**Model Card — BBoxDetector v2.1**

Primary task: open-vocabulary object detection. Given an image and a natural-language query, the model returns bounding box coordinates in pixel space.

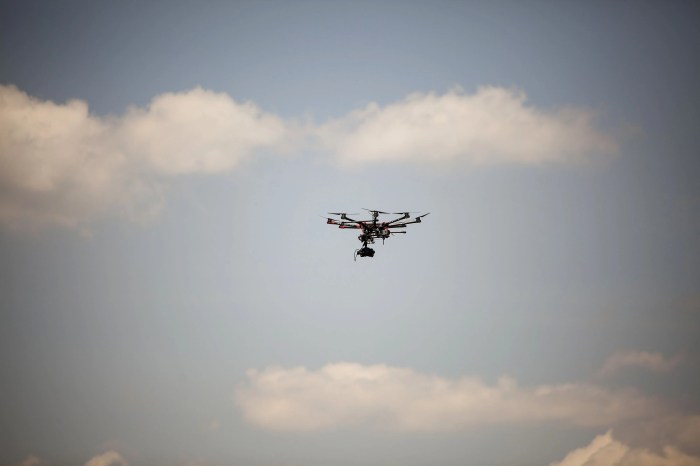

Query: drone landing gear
[354,244,375,261]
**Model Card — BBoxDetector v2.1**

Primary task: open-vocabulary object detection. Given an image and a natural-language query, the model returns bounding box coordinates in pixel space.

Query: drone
[324,208,430,260]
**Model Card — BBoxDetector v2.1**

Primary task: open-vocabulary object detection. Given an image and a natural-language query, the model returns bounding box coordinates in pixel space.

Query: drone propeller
[362,208,390,214]
[412,212,430,223]
[392,211,420,215]
[328,212,360,216]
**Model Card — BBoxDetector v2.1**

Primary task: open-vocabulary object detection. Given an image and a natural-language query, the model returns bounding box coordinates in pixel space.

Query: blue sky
[1,2,699,466]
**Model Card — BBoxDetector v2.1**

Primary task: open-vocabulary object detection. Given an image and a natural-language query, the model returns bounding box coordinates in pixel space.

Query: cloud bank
[317,87,619,167]
[1,84,619,232]
[551,426,700,466]
[0,85,288,231]
[119,88,288,176]
[235,363,663,432]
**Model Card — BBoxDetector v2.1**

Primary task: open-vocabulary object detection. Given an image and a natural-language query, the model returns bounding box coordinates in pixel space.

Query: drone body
[325,209,429,260]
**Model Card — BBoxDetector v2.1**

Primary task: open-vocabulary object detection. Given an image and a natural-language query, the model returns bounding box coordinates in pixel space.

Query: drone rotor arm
[340,215,365,224]
[393,213,430,226]
[324,217,354,226]
[386,213,410,224]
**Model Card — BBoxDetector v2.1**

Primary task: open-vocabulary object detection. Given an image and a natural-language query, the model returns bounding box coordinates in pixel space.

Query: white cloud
[614,415,700,457]
[234,363,664,432]
[118,87,288,175]
[1,84,621,232]
[83,450,128,466]
[316,87,619,167]
[550,429,700,466]
[0,84,289,232]
[1,85,132,231]
[599,351,684,377]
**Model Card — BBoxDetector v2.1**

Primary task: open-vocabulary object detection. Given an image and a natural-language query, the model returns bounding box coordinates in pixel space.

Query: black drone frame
[324,208,429,260]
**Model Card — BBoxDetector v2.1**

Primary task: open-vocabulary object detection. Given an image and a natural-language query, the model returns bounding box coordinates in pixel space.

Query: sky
[1,1,699,465]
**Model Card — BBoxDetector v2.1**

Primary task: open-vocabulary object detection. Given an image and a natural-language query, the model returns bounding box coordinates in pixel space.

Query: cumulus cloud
[316,87,619,167]
[118,88,288,175]
[614,415,700,457]
[599,351,684,377]
[0,84,289,231]
[550,428,700,466]
[234,363,664,432]
[1,85,131,231]
[1,84,621,232]
[83,450,128,466]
